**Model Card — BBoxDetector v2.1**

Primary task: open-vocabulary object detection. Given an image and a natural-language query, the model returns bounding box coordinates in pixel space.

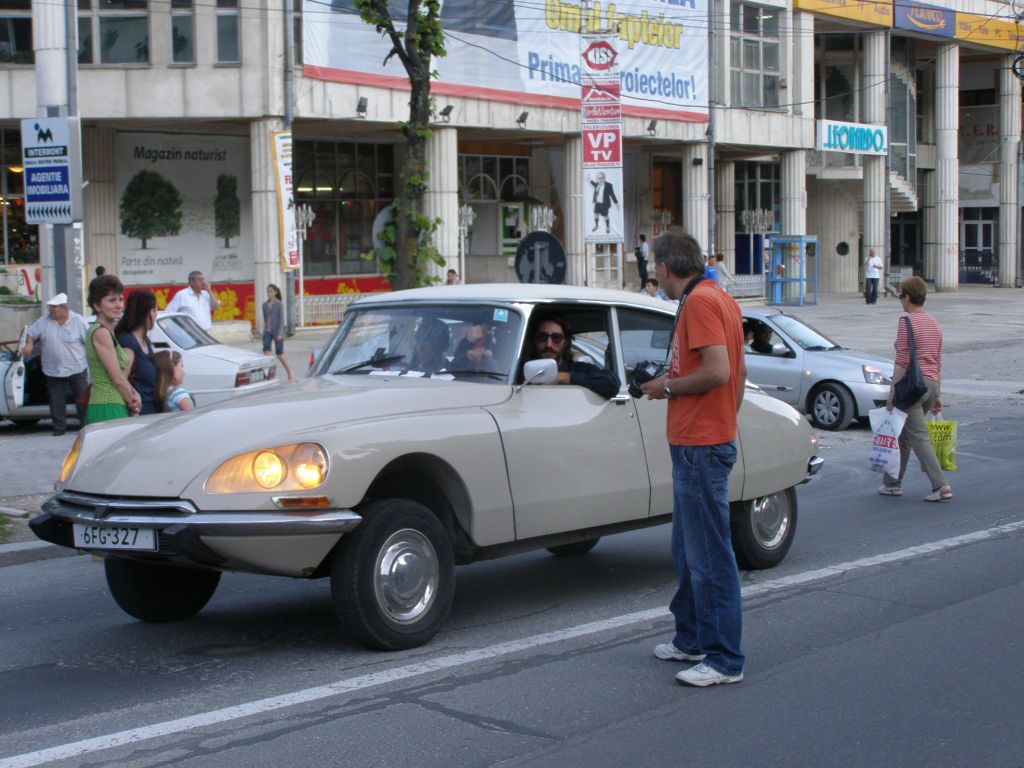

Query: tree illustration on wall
[214,174,241,247]
[120,170,183,249]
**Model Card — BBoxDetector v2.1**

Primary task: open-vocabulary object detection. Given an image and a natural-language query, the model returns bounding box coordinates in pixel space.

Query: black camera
[627,360,666,399]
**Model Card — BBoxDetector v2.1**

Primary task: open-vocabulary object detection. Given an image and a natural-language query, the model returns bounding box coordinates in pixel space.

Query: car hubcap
[813,391,839,425]
[750,493,791,550]
[374,528,438,625]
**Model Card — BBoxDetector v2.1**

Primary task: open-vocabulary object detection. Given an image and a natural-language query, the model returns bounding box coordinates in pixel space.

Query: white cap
[46,293,69,306]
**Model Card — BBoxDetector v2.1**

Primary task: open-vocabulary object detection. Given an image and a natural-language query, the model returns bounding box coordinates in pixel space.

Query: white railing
[299,293,375,327]
[726,275,766,299]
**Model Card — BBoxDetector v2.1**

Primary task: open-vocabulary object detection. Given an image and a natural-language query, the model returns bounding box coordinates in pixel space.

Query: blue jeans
[669,442,745,675]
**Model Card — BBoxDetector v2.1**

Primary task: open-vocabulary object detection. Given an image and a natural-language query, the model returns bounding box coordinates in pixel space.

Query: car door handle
[611,394,630,405]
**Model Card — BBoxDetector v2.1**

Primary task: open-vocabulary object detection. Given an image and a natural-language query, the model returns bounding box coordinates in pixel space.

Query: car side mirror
[523,358,557,386]
[16,326,28,359]
[771,342,790,357]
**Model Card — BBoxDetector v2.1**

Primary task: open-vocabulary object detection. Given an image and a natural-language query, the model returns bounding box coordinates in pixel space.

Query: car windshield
[315,303,524,384]
[157,314,217,350]
[772,314,841,351]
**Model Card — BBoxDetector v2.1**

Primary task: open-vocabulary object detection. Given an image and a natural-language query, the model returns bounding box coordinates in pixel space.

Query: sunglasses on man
[534,331,566,344]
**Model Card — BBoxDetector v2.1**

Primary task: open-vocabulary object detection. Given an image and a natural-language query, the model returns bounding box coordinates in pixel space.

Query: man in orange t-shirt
[639,228,747,688]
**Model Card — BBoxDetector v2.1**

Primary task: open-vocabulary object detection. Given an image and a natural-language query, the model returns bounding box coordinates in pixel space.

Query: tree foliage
[354,0,447,289]
[119,170,183,249]
[214,174,241,247]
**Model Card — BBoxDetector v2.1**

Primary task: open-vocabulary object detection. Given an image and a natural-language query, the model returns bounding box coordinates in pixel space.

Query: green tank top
[86,323,130,406]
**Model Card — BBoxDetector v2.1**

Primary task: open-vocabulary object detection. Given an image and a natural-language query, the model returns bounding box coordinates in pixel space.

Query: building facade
[1,0,1020,327]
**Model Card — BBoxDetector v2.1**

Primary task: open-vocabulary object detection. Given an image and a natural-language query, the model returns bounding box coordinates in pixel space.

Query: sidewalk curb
[0,539,78,568]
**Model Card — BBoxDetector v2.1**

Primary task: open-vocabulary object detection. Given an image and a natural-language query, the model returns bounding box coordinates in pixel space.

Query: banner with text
[272,131,299,270]
[582,33,624,245]
[114,133,253,286]
[303,0,708,121]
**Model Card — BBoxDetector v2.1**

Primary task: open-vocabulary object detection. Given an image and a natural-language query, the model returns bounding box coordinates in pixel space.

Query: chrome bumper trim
[802,455,825,484]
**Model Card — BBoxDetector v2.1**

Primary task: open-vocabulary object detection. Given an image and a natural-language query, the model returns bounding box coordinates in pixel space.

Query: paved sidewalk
[2,285,1022,561]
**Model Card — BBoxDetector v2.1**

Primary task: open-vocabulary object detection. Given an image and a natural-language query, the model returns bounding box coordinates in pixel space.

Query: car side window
[616,307,674,371]
[744,319,788,356]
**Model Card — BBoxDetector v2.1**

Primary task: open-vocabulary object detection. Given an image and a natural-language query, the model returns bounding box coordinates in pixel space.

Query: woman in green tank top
[85,275,141,424]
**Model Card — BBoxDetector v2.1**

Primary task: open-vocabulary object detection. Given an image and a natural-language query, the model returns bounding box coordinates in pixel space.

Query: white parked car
[0,312,277,425]
[742,307,894,431]
[32,285,822,650]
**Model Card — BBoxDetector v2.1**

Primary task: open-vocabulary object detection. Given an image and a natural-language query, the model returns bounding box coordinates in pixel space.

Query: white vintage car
[0,312,278,425]
[31,285,822,650]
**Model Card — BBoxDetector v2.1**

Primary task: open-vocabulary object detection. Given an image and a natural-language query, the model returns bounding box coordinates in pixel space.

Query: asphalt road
[0,402,1022,768]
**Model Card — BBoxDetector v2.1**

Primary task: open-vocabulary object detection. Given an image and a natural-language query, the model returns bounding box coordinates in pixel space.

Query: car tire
[546,538,600,557]
[809,383,855,431]
[11,418,40,427]
[729,487,798,570]
[104,558,221,622]
[330,499,454,651]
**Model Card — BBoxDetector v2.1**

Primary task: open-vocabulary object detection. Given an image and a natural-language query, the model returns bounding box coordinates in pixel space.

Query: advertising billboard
[303,0,708,121]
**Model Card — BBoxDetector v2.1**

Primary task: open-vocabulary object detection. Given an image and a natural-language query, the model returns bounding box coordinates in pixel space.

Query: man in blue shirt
[23,293,89,435]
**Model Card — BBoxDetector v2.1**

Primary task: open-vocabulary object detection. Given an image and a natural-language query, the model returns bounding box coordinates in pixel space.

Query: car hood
[64,376,513,496]
[189,344,268,366]
[808,348,893,373]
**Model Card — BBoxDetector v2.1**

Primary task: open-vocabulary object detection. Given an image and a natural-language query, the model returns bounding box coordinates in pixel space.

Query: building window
[78,0,150,65]
[171,0,194,64]
[458,155,531,201]
[293,141,395,277]
[730,3,781,109]
[0,0,33,65]
[216,0,240,64]
[734,162,780,232]
[292,3,301,65]
[2,128,39,263]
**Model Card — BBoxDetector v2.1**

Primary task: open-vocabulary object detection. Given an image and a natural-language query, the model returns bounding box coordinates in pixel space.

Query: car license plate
[72,524,157,551]
[248,368,265,383]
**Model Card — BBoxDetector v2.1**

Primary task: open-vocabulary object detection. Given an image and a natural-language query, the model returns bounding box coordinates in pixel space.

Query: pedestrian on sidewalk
[262,284,294,382]
[641,227,747,688]
[635,234,649,285]
[879,276,952,502]
[84,274,141,424]
[22,293,89,436]
[864,248,883,304]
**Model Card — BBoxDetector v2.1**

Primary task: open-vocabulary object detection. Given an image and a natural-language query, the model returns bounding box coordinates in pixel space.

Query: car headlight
[59,436,82,485]
[863,365,891,385]
[206,443,329,493]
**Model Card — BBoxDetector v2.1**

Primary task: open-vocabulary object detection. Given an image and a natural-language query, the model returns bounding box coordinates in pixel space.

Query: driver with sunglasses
[527,315,620,399]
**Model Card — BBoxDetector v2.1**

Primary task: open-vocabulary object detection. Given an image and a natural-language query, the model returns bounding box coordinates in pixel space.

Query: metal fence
[726,275,766,300]
[299,293,373,327]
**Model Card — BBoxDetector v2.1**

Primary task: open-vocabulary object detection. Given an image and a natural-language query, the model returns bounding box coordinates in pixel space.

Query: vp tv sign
[20,117,83,225]
[582,128,621,166]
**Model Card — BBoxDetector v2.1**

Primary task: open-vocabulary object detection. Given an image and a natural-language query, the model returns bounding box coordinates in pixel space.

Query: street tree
[120,170,183,249]
[354,0,446,289]
[214,174,241,247]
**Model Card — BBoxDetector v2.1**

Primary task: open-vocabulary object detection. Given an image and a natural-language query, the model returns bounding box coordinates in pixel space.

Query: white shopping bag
[868,407,907,476]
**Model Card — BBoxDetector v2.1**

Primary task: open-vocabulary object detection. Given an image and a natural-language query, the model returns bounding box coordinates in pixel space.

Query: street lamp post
[295,204,316,328]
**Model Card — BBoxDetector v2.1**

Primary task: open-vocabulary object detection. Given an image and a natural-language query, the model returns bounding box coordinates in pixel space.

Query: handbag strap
[902,315,917,364]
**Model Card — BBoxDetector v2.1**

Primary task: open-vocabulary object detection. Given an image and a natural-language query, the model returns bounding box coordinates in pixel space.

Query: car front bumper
[30,492,362,576]
[847,381,891,417]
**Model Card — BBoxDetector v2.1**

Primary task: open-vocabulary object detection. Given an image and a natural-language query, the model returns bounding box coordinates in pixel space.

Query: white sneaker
[675,662,744,687]
[654,643,706,662]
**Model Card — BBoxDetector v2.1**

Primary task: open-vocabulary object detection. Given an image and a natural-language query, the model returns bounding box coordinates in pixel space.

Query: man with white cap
[23,293,90,435]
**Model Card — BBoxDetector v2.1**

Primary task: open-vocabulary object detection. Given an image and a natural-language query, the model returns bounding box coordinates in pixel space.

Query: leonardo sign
[816,120,888,156]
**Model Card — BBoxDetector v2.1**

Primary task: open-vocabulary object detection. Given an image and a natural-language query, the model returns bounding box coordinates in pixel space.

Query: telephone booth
[766,235,818,306]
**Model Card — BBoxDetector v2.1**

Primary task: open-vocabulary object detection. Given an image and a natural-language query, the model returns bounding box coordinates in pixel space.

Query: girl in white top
[154,350,195,412]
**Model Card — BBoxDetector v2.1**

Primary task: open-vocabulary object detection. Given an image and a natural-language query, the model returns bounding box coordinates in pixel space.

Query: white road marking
[2,519,1022,768]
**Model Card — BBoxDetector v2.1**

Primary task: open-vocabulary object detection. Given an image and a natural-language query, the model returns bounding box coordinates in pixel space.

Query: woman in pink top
[879,276,952,502]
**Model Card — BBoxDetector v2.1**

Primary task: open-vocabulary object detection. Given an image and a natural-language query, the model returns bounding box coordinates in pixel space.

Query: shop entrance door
[960,219,996,284]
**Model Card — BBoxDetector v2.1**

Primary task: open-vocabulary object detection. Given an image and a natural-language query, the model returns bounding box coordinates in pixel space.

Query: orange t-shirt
[666,281,745,446]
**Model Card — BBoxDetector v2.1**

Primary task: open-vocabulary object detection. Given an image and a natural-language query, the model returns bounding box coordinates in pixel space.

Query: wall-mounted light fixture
[438,104,454,122]
[647,119,658,137]
[356,97,368,118]
[516,111,529,128]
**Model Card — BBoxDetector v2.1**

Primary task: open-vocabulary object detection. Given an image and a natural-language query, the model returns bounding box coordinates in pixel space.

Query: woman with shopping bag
[878,277,953,502]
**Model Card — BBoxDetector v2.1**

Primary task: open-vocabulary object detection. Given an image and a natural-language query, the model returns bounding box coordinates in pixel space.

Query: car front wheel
[809,383,855,431]
[730,487,797,570]
[331,499,454,651]
[104,558,221,622]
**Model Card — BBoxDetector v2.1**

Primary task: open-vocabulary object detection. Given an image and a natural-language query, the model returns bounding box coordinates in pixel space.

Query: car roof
[353,283,676,311]
[742,306,786,319]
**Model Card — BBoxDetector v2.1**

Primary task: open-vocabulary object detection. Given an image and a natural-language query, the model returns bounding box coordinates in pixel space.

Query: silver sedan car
[742,307,893,431]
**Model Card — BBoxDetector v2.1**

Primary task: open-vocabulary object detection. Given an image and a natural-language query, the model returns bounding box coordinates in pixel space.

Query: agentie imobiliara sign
[20,117,84,224]
[816,119,888,156]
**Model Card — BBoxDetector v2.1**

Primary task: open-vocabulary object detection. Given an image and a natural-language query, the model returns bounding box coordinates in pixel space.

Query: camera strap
[662,273,705,369]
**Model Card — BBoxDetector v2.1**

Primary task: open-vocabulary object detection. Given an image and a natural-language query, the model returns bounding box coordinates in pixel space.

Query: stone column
[715,161,735,271]
[424,126,459,282]
[862,31,886,275]
[716,0,731,106]
[82,125,118,277]
[792,11,815,117]
[780,150,806,234]
[563,135,585,285]
[999,55,1020,287]
[682,143,709,254]
[935,43,959,291]
[251,118,287,332]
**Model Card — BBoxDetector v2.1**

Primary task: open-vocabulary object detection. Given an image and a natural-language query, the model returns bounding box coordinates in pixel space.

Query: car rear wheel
[11,418,40,427]
[104,558,221,622]
[730,487,797,570]
[809,383,855,431]
[330,499,454,651]
[546,538,600,557]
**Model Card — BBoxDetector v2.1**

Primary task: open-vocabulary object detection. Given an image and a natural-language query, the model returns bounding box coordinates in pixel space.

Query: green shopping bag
[927,413,957,471]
